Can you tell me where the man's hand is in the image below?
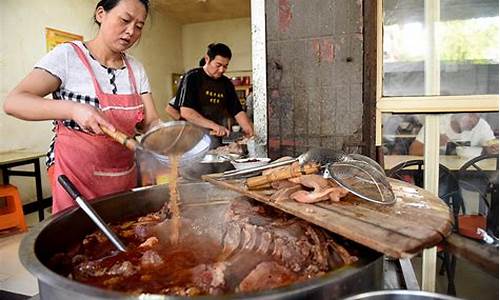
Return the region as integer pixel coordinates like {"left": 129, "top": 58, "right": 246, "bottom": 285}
{"left": 440, "top": 134, "right": 450, "bottom": 146}
{"left": 484, "top": 139, "right": 499, "bottom": 154}
{"left": 211, "top": 124, "right": 230, "bottom": 137}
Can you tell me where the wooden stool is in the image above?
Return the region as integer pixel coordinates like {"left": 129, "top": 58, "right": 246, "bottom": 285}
{"left": 0, "top": 184, "right": 27, "bottom": 232}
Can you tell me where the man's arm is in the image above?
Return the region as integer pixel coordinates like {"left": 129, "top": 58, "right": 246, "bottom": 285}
{"left": 165, "top": 104, "right": 180, "bottom": 121}
{"left": 234, "top": 111, "right": 254, "bottom": 137}
{"left": 180, "top": 106, "right": 229, "bottom": 136}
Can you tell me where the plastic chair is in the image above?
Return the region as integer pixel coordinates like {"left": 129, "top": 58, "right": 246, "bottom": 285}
{"left": 387, "top": 159, "right": 460, "bottom": 296}
{"left": 0, "top": 184, "right": 28, "bottom": 233}
{"left": 457, "top": 154, "right": 499, "bottom": 239}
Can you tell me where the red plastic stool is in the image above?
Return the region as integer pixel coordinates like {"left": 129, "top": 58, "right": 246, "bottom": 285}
{"left": 0, "top": 184, "right": 27, "bottom": 232}
{"left": 458, "top": 215, "right": 486, "bottom": 240}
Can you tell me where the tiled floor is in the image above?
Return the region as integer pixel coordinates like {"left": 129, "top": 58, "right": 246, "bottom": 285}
{"left": 0, "top": 233, "right": 37, "bottom": 297}
{"left": 0, "top": 209, "right": 498, "bottom": 299}
{"left": 0, "top": 208, "right": 51, "bottom": 298}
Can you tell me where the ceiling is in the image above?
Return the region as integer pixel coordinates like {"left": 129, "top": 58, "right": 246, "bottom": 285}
{"left": 151, "top": 0, "right": 251, "bottom": 24}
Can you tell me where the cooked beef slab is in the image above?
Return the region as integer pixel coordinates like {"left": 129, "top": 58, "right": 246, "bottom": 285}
{"left": 49, "top": 198, "right": 357, "bottom": 296}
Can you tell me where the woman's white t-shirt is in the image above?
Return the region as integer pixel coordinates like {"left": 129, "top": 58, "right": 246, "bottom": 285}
{"left": 34, "top": 41, "right": 151, "bottom": 167}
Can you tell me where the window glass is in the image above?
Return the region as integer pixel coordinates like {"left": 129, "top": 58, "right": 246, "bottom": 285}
{"left": 383, "top": 0, "right": 499, "bottom": 96}
{"left": 382, "top": 113, "right": 424, "bottom": 155}
{"left": 435, "top": 112, "right": 499, "bottom": 239}
{"left": 383, "top": 112, "right": 499, "bottom": 238}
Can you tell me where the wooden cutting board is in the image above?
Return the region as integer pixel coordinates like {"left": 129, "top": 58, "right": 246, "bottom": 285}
{"left": 202, "top": 176, "right": 453, "bottom": 258}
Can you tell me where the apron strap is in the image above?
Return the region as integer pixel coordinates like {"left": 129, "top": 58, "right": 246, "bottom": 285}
{"left": 123, "top": 55, "right": 139, "bottom": 95}
{"left": 68, "top": 42, "right": 104, "bottom": 96}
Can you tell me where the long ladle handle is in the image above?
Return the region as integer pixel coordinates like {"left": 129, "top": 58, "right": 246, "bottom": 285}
{"left": 100, "top": 125, "right": 142, "bottom": 152}
{"left": 58, "top": 175, "right": 127, "bottom": 252}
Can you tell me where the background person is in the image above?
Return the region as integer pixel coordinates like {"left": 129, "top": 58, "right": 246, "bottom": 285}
{"left": 409, "top": 113, "right": 498, "bottom": 156}
{"left": 3, "top": 0, "right": 160, "bottom": 213}
{"left": 176, "top": 43, "right": 254, "bottom": 139}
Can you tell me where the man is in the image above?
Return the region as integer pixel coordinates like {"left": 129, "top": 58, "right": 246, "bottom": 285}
{"left": 409, "top": 113, "right": 498, "bottom": 155}
{"left": 175, "top": 43, "right": 254, "bottom": 138}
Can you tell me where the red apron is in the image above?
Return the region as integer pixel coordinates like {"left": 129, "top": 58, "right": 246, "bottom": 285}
{"left": 51, "top": 42, "right": 144, "bottom": 214}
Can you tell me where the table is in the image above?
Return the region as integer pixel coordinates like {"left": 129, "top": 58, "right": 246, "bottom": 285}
{"left": 0, "top": 149, "right": 49, "bottom": 221}
{"left": 384, "top": 155, "right": 498, "bottom": 171}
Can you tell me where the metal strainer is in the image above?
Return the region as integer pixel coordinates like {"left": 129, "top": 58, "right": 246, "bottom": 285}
{"left": 140, "top": 121, "right": 211, "bottom": 164}
{"left": 324, "top": 156, "right": 395, "bottom": 205}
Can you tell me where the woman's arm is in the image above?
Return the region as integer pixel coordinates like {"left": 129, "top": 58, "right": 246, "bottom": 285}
{"left": 4, "top": 69, "right": 114, "bottom": 134}
{"left": 140, "top": 93, "right": 160, "bottom": 131}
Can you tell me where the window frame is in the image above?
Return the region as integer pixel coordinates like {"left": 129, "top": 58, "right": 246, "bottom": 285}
{"left": 375, "top": 0, "right": 498, "bottom": 292}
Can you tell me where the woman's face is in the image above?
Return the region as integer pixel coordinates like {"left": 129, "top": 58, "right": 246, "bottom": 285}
{"left": 96, "top": 0, "right": 147, "bottom": 52}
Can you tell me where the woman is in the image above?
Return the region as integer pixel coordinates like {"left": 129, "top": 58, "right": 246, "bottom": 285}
{"left": 3, "top": 0, "right": 160, "bottom": 213}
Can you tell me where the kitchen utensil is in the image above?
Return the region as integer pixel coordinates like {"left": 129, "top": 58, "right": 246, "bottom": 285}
{"left": 222, "top": 131, "right": 244, "bottom": 144}
{"left": 57, "top": 175, "right": 127, "bottom": 252}
{"left": 102, "top": 121, "right": 211, "bottom": 166}
{"left": 231, "top": 157, "right": 272, "bottom": 171}
{"left": 221, "top": 147, "right": 345, "bottom": 178}
{"left": 100, "top": 125, "right": 145, "bottom": 153}
{"left": 141, "top": 121, "right": 210, "bottom": 158}
{"left": 219, "top": 154, "right": 239, "bottom": 163}
{"left": 20, "top": 182, "right": 383, "bottom": 300}
{"left": 346, "top": 153, "right": 386, "bottom": 176}
{"left": 324, "top": 158, "right": 396, "bottom": 205}
{"left": 246, "top": 161, "right": 320, "bottom": 189}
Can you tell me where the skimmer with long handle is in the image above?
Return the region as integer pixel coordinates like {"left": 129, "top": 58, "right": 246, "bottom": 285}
{"left": 58, "top": 175, "right": 128, "bottom": 252}
{"left": 101, "top": 121, "right": 211, "bottom": 165}
{"left": 324, "top": 156, "right": 396, "bottom": 205}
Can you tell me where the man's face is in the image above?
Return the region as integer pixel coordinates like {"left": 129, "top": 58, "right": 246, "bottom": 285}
{"left": 204, "top": 55, "right": 230, "bottom": 79}
{"left": 453, "top": 113, "right": 480, "bottom": 131}
{"left": 460, "top": 113, "right": 480, "bottom": 131}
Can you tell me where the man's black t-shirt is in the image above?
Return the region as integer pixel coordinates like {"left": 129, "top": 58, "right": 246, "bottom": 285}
{"left": 174, "top": 68, "right": 243, "bottom": 125}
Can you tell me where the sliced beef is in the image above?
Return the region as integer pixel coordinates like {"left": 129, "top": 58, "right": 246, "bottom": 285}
{"left": 140, "top": 250, "right": 164, "bottom": 267}
{"left": 107, "top": 261, "right": 137, "bottom": 277}
{"left": 288, "top": 175, "right": 349, "bottom": 203}
{"left": 238, "top": 261, "right": 298, "bottom": 292}
{"left": 270, "top": 184, "right": 303, "bottom": 202}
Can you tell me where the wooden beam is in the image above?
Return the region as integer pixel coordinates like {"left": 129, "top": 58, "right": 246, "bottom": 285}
{"left": 445, "top": 233, "right": 499, "bottom": 277}
{"left": 362, "top": 0, "right": 378, "bottom": 159}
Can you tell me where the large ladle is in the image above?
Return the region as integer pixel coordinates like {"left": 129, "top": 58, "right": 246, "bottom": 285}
{"left": 58, "top": 175, "right": 127, "bottom": 252}
{"left": 100, "top": 121, "right": 211, "bottom": 163}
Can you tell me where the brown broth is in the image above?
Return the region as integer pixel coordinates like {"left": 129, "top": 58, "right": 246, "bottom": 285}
{"left": 168, "top": 154, "right": 181, "bottom": 244}
{"left": 73, "top": 235, "right": 226, "bottom": 295}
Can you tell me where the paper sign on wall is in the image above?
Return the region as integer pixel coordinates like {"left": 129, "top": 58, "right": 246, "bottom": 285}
{"left": 46, "top": 27, "right": 83, "bottom": 52}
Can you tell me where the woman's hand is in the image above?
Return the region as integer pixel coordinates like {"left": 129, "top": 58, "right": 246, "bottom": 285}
{"left": 71, "top": 103, "right": 115, "bottom": 134}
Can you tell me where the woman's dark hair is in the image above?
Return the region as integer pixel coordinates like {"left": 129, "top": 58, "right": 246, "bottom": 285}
{"left": 94, "top": 0, "right": 150, "bottom": 25}
{"left": 206, "top": 43, "right": 232, "bottom": 60}
{"left": 198, "top": 57, "right": 205, "bottom": 67}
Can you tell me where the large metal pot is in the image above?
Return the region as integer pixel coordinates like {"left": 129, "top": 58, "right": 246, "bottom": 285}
{"left": 344, "top": 290, "right": 462, "bottom": 300}
{"left": 20, "top": 182, "right": 383, "bottom": 300}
